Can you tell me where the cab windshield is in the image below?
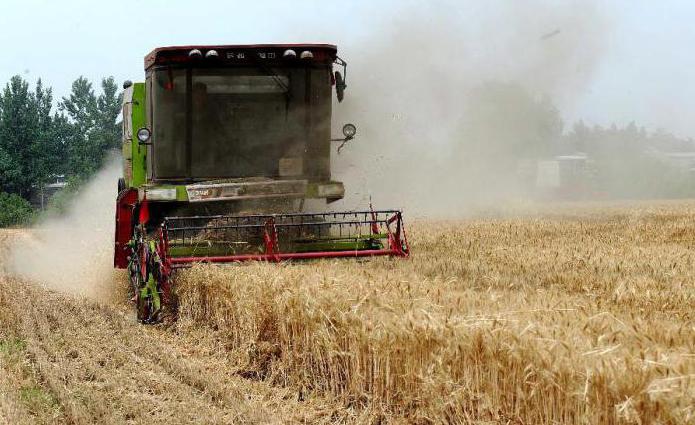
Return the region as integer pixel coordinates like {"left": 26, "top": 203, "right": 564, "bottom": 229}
{"left": 151, "top": 67, "right": 309, "bottom": 180}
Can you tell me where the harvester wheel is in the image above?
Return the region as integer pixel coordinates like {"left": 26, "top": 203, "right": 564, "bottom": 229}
{"left": 128, "top": 234, "right": 163, "bottom": 324}
{"left": 136, "top": 289, "right": 153, "bottom": 323}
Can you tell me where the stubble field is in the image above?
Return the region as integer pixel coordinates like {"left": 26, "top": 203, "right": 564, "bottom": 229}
{"left": 0, "top": 201, "right": 693, "bottom": 424}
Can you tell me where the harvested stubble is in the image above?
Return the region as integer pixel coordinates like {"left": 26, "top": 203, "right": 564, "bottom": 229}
{"left": 177, "top": 201, "right": 694, "bottom": 424}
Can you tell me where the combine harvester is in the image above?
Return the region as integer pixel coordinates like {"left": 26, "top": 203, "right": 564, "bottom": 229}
{"left": 114, "top": 44, "right": 409, "bottom": 322}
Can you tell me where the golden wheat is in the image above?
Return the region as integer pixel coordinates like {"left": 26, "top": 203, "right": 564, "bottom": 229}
{"left": 176, "top": 201, "right": 694, "bottom": 424}
{"left": 0, "top": 201, "right": 693, "bottom": 423}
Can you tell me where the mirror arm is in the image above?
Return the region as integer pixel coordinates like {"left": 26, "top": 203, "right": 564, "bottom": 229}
{"left": 334, "top": 57, "right": 348, "bottom": 102}
{"left": 333, "top": 135, "right": 354, "bottom": 154}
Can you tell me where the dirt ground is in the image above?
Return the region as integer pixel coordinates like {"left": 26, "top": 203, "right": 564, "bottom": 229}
{"left": 0, "top": 233, "right": 354, "bottom": 424}
{"left": 0, "top": 200, "right": 693, "bottom": 424}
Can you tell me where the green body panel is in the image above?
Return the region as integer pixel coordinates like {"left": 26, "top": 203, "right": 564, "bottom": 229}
{"left": 137, "top": 181, "right": 344, "bottom": 202}
{"left": 176, "top": 185, "right": 187, "bottom": 201}
{"left": 140, "top": 274, "right": 160, "bottom": 311}
{"left": 130, "top": 84, "right": 147, "bottom": 187}
{"left": 121, "top": 74, "right": 344, "bottom": 201}
{"left": 290, "top": 239, "right": 384, "bottom": 253}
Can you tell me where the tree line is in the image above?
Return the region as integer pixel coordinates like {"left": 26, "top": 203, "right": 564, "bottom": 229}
{"left": 0, "top": 75, "right": 121, "bottom": 225}
{"left": 457, "top": 81, "right": 695, "bottom": 199}
{"left": 563, "top": 121, "right": 695, "bottom": 198}
{"left": 2, "top": 77, "right": 695, "bottom": 226}
{"left": 460, "top": 81, "right": 695, "bottom": 161}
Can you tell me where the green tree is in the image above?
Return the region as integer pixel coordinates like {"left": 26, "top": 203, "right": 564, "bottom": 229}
{"left": 0, "top": 192, "right": 33, "bottom": 226}
{"left": 0, "top": 76, "right": 34, "bottom": 197}
{"left": 61, "top": 77, "right": 97, "bottom": 134}
{"left": 31, "top": 79, "right": 66, "bottom": 189}
{"left": 0, "top": 74, "right": 120, "bottom": 220}
{"left": 95, "top": 77, "right": 122, "bottom": 150}
{"left": 0, "top": 76, "right": 62, "bottom": 199}
{"left": 60, "top": 76, "right": 122, "bottom": 177}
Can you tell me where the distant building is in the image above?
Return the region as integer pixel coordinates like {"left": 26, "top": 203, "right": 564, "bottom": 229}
{"left": 533, "top": 154, "right": 590, "bottom": 198}
{"left": 658, "top": 152, "right": 695, "bottom": 174}
{"left": 30, "top": 175, "right": 68, "bottom": 209}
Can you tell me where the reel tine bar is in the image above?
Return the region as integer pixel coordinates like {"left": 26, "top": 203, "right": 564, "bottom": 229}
{"left": 160, "top": 210, "right": 409, "bottom": 267}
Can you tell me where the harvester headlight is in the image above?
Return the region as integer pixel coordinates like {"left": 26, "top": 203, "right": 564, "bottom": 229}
{"left": 205, "top": 49, "right": 219, "bottom": 59}
{"left": 136, "top": 127, "right": 151, "bottom": 143}
{"left": 342, "top": 123, "right": 357, "bottom": 139}
{"left": 300, "top": 50, "right": 314, "bottom": 60}
{"left": 283, "top": 49, "right": 297, "bottom": 58}
{"left": 189, "top": 49, "right": 203, "bottom": 58}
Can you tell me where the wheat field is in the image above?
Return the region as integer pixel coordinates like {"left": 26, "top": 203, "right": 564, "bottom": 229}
{"left": 1, "top": 201, "right": 694, "bottom": 423}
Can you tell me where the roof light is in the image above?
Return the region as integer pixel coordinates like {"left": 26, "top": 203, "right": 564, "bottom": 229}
{"left": 205, "top": 50, "right": 219, "bottom": 59}
{"left": 283, "top": 49, "right": 297, "bottom": 58}
{"left": 300, "top": 50, "right": 314, "bottom": 60}
{"left": 188, "top": 49, "right": 202, "bottom": 58}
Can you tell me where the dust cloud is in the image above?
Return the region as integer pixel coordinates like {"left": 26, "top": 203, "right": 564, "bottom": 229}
{"left": 2, "top": 1, "right": 613, "bottom": 294}
{"left": 8, "top": 156, "right": 121, "bottom": 299}
{"left": 330, "top": 0, "right": 609, "bottom": 217}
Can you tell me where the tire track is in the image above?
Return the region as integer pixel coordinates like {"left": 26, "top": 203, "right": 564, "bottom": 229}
{"left": 0, "top": 227, "right": 351, "bottom": 424}
{"left": 13, "top": 281, "right": 257, "bottom": 424}
{"left": 0, "top": 276, "right": 345, "bottom": 424}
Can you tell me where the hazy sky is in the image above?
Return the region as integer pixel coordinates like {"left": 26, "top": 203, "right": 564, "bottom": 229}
{"left": 1, "top": 0, "right": 694, "bottom": 137}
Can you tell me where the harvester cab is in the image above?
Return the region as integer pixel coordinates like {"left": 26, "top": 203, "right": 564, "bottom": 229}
{"left": 114, "top": 44, "right": 409, "bottom": 323}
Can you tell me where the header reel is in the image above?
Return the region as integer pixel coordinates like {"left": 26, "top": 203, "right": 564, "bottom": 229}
{"left": 129, "top": 209, "right": 409, "bottom": 323}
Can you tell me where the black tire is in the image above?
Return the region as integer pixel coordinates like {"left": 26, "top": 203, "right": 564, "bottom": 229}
{"left": 128, "top": 252, "right": 151, "bottom": 324}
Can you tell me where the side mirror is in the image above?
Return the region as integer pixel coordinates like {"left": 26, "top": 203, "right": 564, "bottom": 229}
{"left": 335, "top": 71, "right": 346, "bottom": 102}
{"left": 136, "top": 128, "right": 152, "bottom": 145}
{"left": 331, "top": 123, "right": 357, "bottom": 153}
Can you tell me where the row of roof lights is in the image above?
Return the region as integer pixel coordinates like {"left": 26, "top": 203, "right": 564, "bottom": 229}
{"left": 188, "top": 49, "right": 313, "bottom": 60}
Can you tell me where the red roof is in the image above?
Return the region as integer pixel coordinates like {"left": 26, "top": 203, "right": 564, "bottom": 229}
{"left": 145, "top": 44, "right": 338, "bottom": 70}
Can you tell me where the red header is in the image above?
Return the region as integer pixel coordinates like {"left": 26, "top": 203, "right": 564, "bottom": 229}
{"left": 145, "top": 44, "right": 338, "bottom": 70}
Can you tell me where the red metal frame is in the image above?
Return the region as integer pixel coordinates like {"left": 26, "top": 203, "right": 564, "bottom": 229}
{"left": 157, "top": 211, "right": 409, "bottom": 270}
{"left": 145, "top": 43, "right": 338, "bottom": 70}
{"left": 169, "top": 249, "right": 405, "bottom": 265}
{"left": 114, "top": 189, "right": 139, "bottom": 269}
